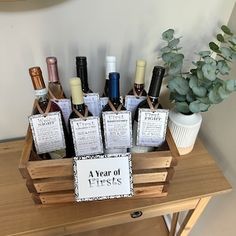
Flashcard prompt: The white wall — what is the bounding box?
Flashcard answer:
[0,0,235,140]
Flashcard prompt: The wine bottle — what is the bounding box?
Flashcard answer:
[46,57,66,99]
[76,56,93,93]
[102,72,128,154]
[131,66,165,153]
[127,59,147,96]
[102,56,116,97]
[29,67,69,159]
[68,77,93,156]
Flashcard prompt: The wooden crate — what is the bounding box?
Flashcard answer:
[19,128,179,204]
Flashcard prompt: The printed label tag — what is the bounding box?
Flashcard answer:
[51,99,72,128]
[137,108,169,147]
[124,95,146,118]
[29,112,66,154]
[73,153,133,202]
[84,93,101,117]
[102,111,132,149]
[70,117,103,156]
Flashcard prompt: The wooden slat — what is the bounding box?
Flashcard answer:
[166,128,180,158]
[134,185,166,198]
[133,170,168,184]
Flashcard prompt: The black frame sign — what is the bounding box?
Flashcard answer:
[73,153,133,202]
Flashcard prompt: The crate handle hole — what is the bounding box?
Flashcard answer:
[130,210,143,219]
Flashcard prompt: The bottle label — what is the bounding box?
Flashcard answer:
[102,111,132,149]
[83,93,101,117]
[51,99,72,129]
[70,117,103,156]
[29,112,66,154]
[124,95,146,118]
[137,108,169,147]
[35,88,47,97]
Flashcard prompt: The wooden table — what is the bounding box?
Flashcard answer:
[0,139,231,236]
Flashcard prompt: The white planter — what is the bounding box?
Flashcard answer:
[168,110,202,155]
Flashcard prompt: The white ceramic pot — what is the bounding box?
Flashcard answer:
[168,110,202,155]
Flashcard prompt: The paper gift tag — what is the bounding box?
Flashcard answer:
[124,95,146,118]
[29,112,66,154]
[102,111,132,149]
[51,99,72,129]
[84,93,101,117]
[137,108,169,147]
[73,153,133,202]
[70,117,103,156]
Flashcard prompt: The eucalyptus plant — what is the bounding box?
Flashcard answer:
[160,25,236,114]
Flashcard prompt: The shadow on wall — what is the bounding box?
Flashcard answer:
[0,0,69,12]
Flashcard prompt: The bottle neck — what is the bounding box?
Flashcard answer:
[73,103,86,111]
[148,96,160,108]
[134,83,145,95]
[76,65,89,92]
[35,88,48,102]
[106,62,116,80]
[134,66,145,85]
[47,63,60,83]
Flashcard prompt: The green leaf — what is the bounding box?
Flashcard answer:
[229,35,236,44]
[160,46,172,53]
[186,90,195,103]
[221,25,233,35]
[189,101,210,113]
[218,86,230,99]
[198,51,211,58]
[192,86,207,97]
[190,69,197,75]
[209,42,220,53]
[197,68,204,80]
[168,38,180,48]
[217,60,230,75]
[225,79,236,92]
[204,56,216,66]
[220,47,232,60]
[202,63,216,81]
[162,29,175,41]
[168,77,190,95]
[189,75,198,88]
[175,102,190,114]
[168,60,183,75]
[231,52,236,60]
[197,97,211,104]
[208,87,223,104]
[217,34,225,42]
[162,52,184,63]
[172,92,186,102]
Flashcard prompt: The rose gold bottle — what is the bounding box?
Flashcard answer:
[46,57,65,99]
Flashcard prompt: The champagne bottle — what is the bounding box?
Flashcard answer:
[102,72,127,154]
[131,66,165,153]
[29,67,69,159]
[46,57,66,99]
[68,77,93,156]
[76,57,93,93]
[102,56,116,97]
[127,59,147,96]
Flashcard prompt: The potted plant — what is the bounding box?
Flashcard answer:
[160,25,236,155]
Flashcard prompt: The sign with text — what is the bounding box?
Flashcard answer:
[102,111,132,149]
[29,112,66,154]
[137,108,169,147]
[70,117,103,156]
[73,153,133,202]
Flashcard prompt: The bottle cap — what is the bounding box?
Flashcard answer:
[148,66,165,97]
[136,59,146,67]
[135,59,146,84]
[106,56,116,62]
[46,57,57,64]
[46,57,59,82]
[109,72,120,99]
[29,67,46,90]
[70,77,84,105]
[76,56,87,66]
